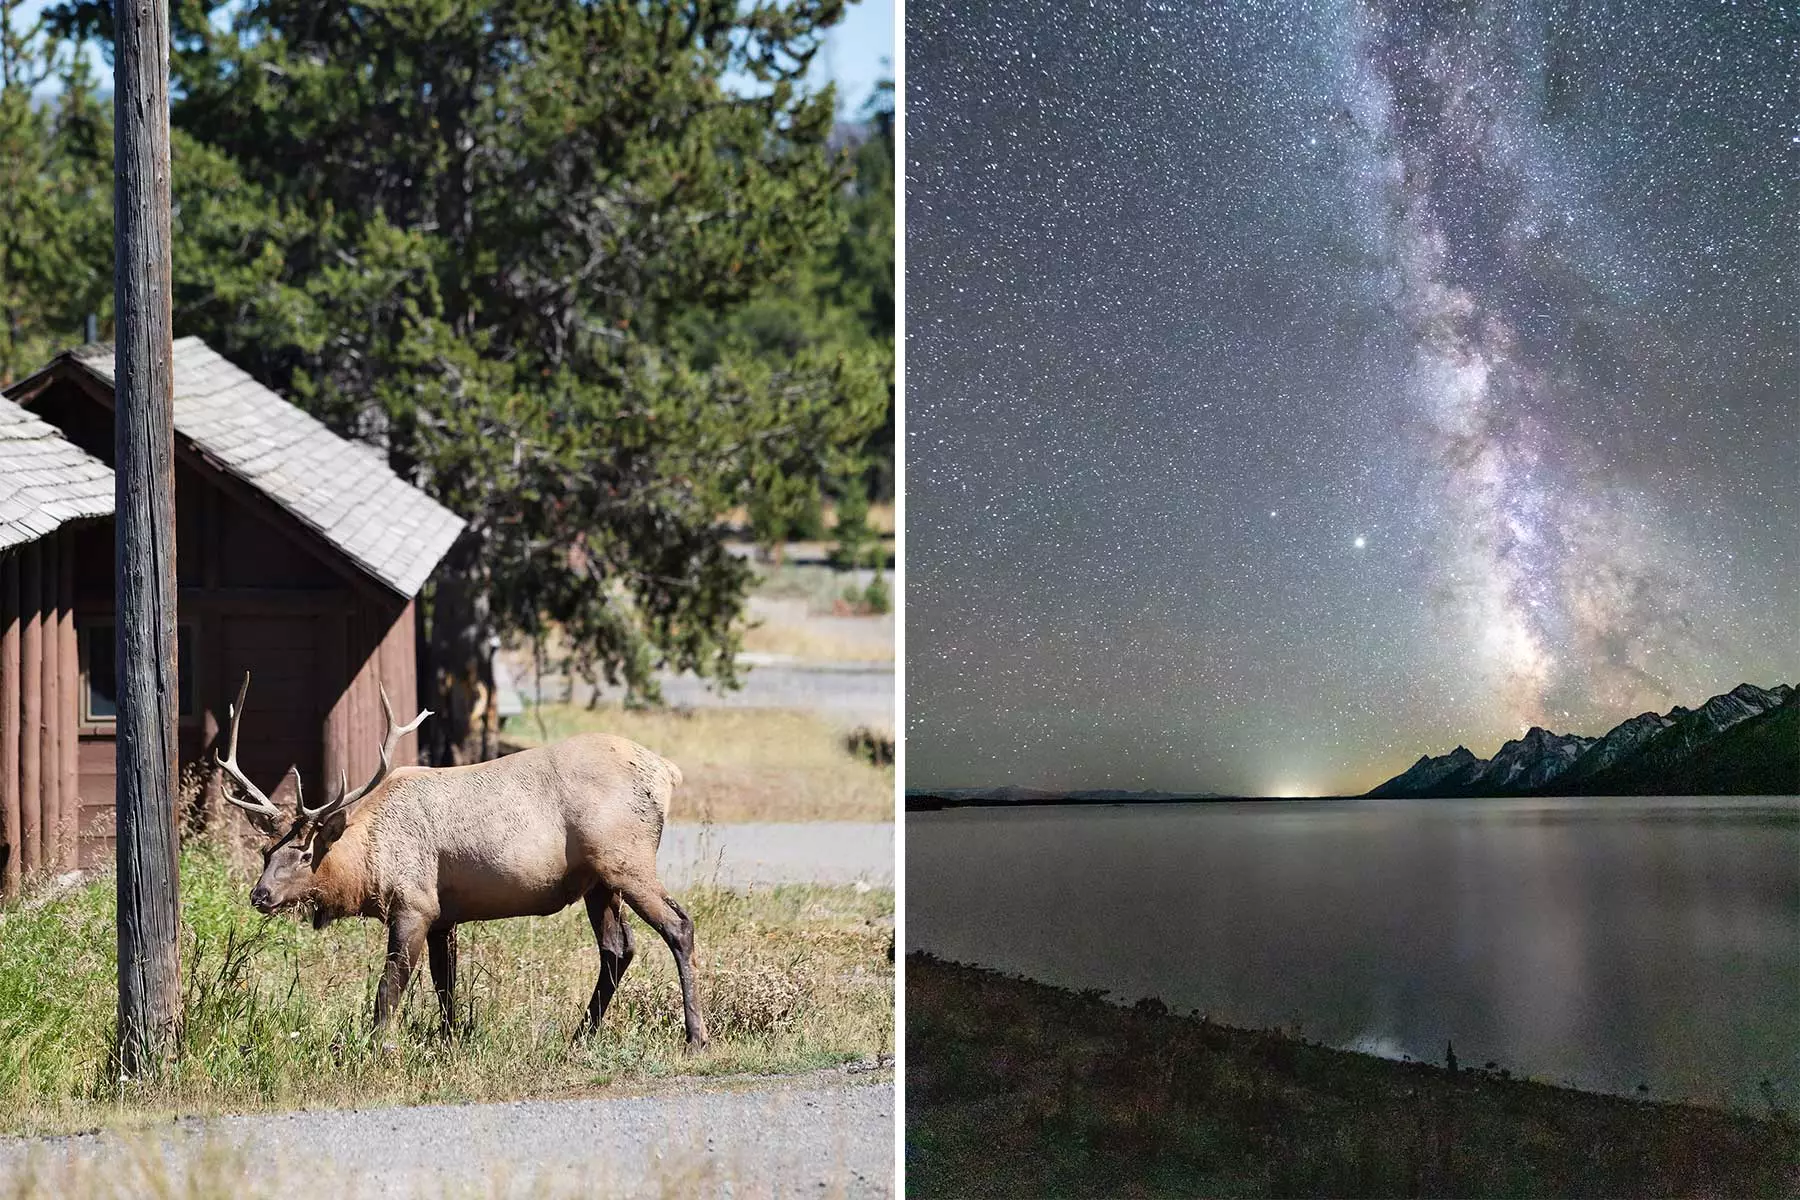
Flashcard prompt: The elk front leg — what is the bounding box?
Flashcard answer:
[374,912,429,1036]
[577,887,636,1039]
[427,925,459,1036]
[622,884,709,1051]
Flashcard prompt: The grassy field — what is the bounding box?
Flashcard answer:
[506,703,893,822]
[748,562,892,618]
[739,611,894,663]
[0,846,892,1137]
[907,954,1799,1199]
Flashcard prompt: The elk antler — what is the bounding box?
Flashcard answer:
[216,672,285,825]
[330,684,431,815]
[296,768,348,826]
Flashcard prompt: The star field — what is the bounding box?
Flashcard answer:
[906,0,1799,795]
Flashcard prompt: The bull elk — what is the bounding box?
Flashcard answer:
[216,672,707,1049]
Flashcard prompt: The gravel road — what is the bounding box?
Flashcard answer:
[659,821,894,888]
[0,1070,893,1198]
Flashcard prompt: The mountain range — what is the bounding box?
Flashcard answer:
[1368,683,1799,799]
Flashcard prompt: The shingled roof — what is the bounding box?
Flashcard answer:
[13,339,465,598]
[0,396,114,553]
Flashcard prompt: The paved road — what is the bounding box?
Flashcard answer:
[503,616,894,734]
[515,659,895,733]
[648,660,894,730]
[659,821,894,888]
[0,1071,893,1198]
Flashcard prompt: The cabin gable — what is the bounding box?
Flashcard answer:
[2,343,458,880]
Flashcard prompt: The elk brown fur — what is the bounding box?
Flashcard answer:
[218,671,707,1048]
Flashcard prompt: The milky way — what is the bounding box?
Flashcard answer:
[906,0,1799,794]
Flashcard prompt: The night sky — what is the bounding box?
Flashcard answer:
[906,0,1799,796]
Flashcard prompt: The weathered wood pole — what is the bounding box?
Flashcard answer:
[113,0,181,1075]
[1,553,19,895]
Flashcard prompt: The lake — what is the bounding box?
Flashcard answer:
[907,796,1800,1108]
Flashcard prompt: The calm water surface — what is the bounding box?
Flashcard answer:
[908,796,1800,1108]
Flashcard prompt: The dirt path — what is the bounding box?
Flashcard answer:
[0,1070,893,1198]
[659,821,894,888]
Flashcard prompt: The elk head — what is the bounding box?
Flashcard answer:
[217,672,430,917]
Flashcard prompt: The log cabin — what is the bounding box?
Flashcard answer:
[0,398,112,892]
[0,339,464,888]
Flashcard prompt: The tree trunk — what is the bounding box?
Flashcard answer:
[420,534,493,766]
[112,0,181,1077]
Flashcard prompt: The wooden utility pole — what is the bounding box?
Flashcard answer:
[113,0,180,1075]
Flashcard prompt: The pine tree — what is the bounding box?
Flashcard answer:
[40,0,889,758]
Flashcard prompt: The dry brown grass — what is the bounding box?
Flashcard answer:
[506,704,894,823]
[717,501,895,536]
[738,619,893,664]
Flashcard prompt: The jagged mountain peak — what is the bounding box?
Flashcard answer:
[1368,682,1800,799]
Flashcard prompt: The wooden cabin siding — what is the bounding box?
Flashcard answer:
[332,596,419,789]
[3,366,452,879]
[19,542,42,872]
[0,527,86,892]
[58,543,77,867]
[54,435,411,866]
[1,553,18,893]
[60,500,419,866]
[40,534,60,869]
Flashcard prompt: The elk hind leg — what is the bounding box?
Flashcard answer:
[621,881,708,1050]
[428,925,459,1036]
[576,886,636,1039]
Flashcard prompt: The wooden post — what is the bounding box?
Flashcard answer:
[59,537,79,869]
[113,0,181,1075]
[19,543,41,875]
[39,535,60,871]
[1,553,19,896]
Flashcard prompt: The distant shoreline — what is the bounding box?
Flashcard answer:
[904,792,1349,811]
[905,790,1800,811]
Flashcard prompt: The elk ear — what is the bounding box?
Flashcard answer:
[310,805,351,857]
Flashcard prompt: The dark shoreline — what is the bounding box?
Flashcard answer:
[906,791,1800,811]
[906,953,1798,1198]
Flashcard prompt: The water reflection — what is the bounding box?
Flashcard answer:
[907,797,1800,1107]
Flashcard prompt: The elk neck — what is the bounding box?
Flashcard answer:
[308,810,381,923]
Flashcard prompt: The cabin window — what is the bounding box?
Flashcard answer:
[81,623,195,723]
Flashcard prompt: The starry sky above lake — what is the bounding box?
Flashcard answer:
[906,0,1799,796]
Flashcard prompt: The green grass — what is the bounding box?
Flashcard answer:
[907,953,1799,1199]
[0,846,892,1136]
